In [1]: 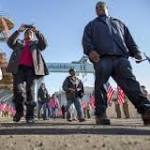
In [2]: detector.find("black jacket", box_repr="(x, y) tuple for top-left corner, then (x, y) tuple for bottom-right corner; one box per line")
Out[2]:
(62, 76), (84, 100)
(82, 15), (140, 58)
(38, 87), (49, 103)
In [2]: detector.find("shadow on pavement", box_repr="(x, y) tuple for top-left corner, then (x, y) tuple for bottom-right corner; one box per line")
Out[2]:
(0, 124), (150, 136)
(0, 118), (143, 127)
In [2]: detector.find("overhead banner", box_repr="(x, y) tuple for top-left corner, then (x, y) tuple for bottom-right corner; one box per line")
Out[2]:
(46, 62), (94, 73)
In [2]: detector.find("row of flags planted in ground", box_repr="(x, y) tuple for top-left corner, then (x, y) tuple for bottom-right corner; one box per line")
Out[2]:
(81, 83), (125, 109)
(0, 83), (125, 117)
(0, 103), (16, 116)
(106, 82), (125, 105)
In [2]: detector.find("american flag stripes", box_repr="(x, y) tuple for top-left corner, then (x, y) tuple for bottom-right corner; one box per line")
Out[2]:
(105, 83), (125, 104)
(89, 95), (95, 109)
(105, 82), (115, 102)
(117, 86), (125, 104)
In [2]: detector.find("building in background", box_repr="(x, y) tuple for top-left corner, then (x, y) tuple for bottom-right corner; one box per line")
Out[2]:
(0, 50), (13, 90)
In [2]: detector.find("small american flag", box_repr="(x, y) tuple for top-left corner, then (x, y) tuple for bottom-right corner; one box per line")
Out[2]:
(89, 95), (95, 109)
(117, 86), (125, 104)
(105, 82), (114, 102)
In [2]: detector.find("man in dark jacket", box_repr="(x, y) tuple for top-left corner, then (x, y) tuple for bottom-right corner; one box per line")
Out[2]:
(82, 1), (150, 125)
(7, 24), (49, 123)
(62, 68), (85, 122)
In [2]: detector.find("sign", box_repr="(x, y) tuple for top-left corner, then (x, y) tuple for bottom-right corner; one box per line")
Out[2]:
(46, 62), (94, 73)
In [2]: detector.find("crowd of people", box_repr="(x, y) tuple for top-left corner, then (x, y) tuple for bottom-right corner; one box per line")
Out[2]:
(1, 82), (149, 123)
(2, 1), (150, 125)
(36, 69), (95, 122)
(37, 83), (60, 120)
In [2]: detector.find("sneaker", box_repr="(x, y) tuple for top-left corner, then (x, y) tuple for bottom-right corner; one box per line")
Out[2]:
(95, 113), (110, 125)
(141, 110), (150, 125)
(26, 118), (35, 124)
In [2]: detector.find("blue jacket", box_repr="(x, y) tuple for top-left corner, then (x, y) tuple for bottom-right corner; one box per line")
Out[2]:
(82, 15), (140, 57)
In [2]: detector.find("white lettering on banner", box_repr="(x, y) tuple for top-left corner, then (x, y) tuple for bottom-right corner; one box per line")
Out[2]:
(46, 62), (94, 73)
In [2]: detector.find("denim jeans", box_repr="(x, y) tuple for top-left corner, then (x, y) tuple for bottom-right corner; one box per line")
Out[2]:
(66, 97), (83, 119)
(94, 57), (150, 116)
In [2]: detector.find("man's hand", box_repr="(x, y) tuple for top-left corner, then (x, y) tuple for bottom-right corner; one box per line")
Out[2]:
(134, 52), (142, 60)
(77, 88), (81, 91)
(18, 24), (26, 32)
(31, 26), (37, 32)
(89, 51), (100, 63)
(68, 88), (75, 93)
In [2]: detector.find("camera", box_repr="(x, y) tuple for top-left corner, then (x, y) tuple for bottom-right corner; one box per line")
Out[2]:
(23, 24), (34, 29)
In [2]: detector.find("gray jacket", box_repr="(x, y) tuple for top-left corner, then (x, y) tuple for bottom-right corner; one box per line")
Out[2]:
(82, 16), (140, 58)
(7, 30), (49, 76)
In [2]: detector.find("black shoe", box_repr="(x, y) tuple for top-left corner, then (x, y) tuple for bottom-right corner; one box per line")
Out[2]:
(43, 118), (49, 120)
(67, 119), (72, 122)
(78, 118), (86, 122)
(95, 113), (110, 125)
(141, 110), (150, 125)
(13, 112), (23, 122)
(96, 117), (110, 125)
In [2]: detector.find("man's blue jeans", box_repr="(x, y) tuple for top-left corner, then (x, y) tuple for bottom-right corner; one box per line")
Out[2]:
(94, 57), (150, 117)
(66, 97), (83, 119)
